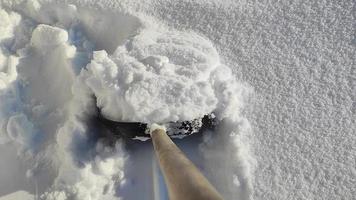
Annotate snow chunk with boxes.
[82,29,220,123]
[0,9,21,41]
[150,123,166,134]
[0,9,21,89]
[31,24,69,52]
[0,55,18,89]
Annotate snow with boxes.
[0,191,34,200]
[84,29,221,123]
[6,113,41,150]
[0,0,355,200]
[0,9,20,90]
[0,1,253,199]
[149,1,355,199]
[150,123,166,134]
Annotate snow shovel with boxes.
[96,110,217,140]
[94,98,218,140]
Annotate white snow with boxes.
[149,1,355,200]
[0,9,20,90]
[0,190,34,200]
[0,0,354,200]
[84,29,220,123]
[149,123,166,134]
[0,1,254,199]
[6,113,40,149]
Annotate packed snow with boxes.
[0,0,355,200]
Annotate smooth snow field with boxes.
[0,0,355,200]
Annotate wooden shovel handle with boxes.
[151,129,224,200]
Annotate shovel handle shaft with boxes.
[151,129,224,200]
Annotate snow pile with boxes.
[83,29,219,123]
[0,1,255,200]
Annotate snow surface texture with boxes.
[144,0,355,200]
[0,1,255,200]
[0,0,354,200]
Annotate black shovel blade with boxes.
[96,112,218,140]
